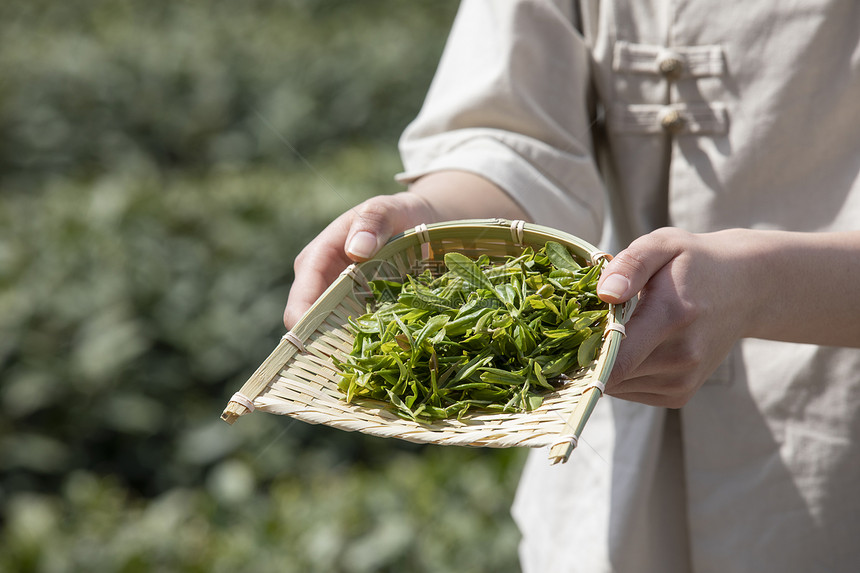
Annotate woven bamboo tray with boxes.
[221,219,633,464]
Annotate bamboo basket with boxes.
[221,219,634,464]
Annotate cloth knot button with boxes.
[658,55,684,79]
[660,109,686,133]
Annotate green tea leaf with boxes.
[577,331,603,368]
[478,368,527,385]
[545,241,581,272]
[574,260,603,291]
[338,242,613,421]
[444,252,494,291]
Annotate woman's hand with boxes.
[283,171,527,329]
[283,191,435,329]
[596,227,860,408]
[595,228,755,407]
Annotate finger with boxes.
[611,334,700,381]
[604,389,689,409]
[605,263,691,384]
[597,228,688,304]
[343,193,429,262]
[607,369,692,398]
[284,238,352,329]
[284,193,433,329]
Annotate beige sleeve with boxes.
[396,0,605,244]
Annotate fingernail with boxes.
[598,274,630,299]
[347,231,378,259]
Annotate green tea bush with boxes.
[2,447,524,573]
[0,154,401,494]
[0,0,529,570]
[0,0,458,184]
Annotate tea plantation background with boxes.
[0,1,529,571]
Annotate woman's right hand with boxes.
[282,170,528,329]
[283,191,436,329]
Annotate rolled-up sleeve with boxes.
[397,0,606,244]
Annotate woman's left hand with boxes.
[595,227,759,407]
[596,226,860,407]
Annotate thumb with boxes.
[343,194,425,262]
[597,229,682,304]
[284,193,432,329]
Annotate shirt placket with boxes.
[608,40,728,136]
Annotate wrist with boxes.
[731,229,860,345]
[406,170,529,222]
[728,229,785,340]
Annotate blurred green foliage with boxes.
[0,0,458,185]
[0,1,529,571]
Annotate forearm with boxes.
[407,170,530,223]
[742,229,860,347]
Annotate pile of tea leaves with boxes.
[334,242,608,422]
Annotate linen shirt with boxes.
[396,1,860,572]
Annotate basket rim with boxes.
[382,218,603,259]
